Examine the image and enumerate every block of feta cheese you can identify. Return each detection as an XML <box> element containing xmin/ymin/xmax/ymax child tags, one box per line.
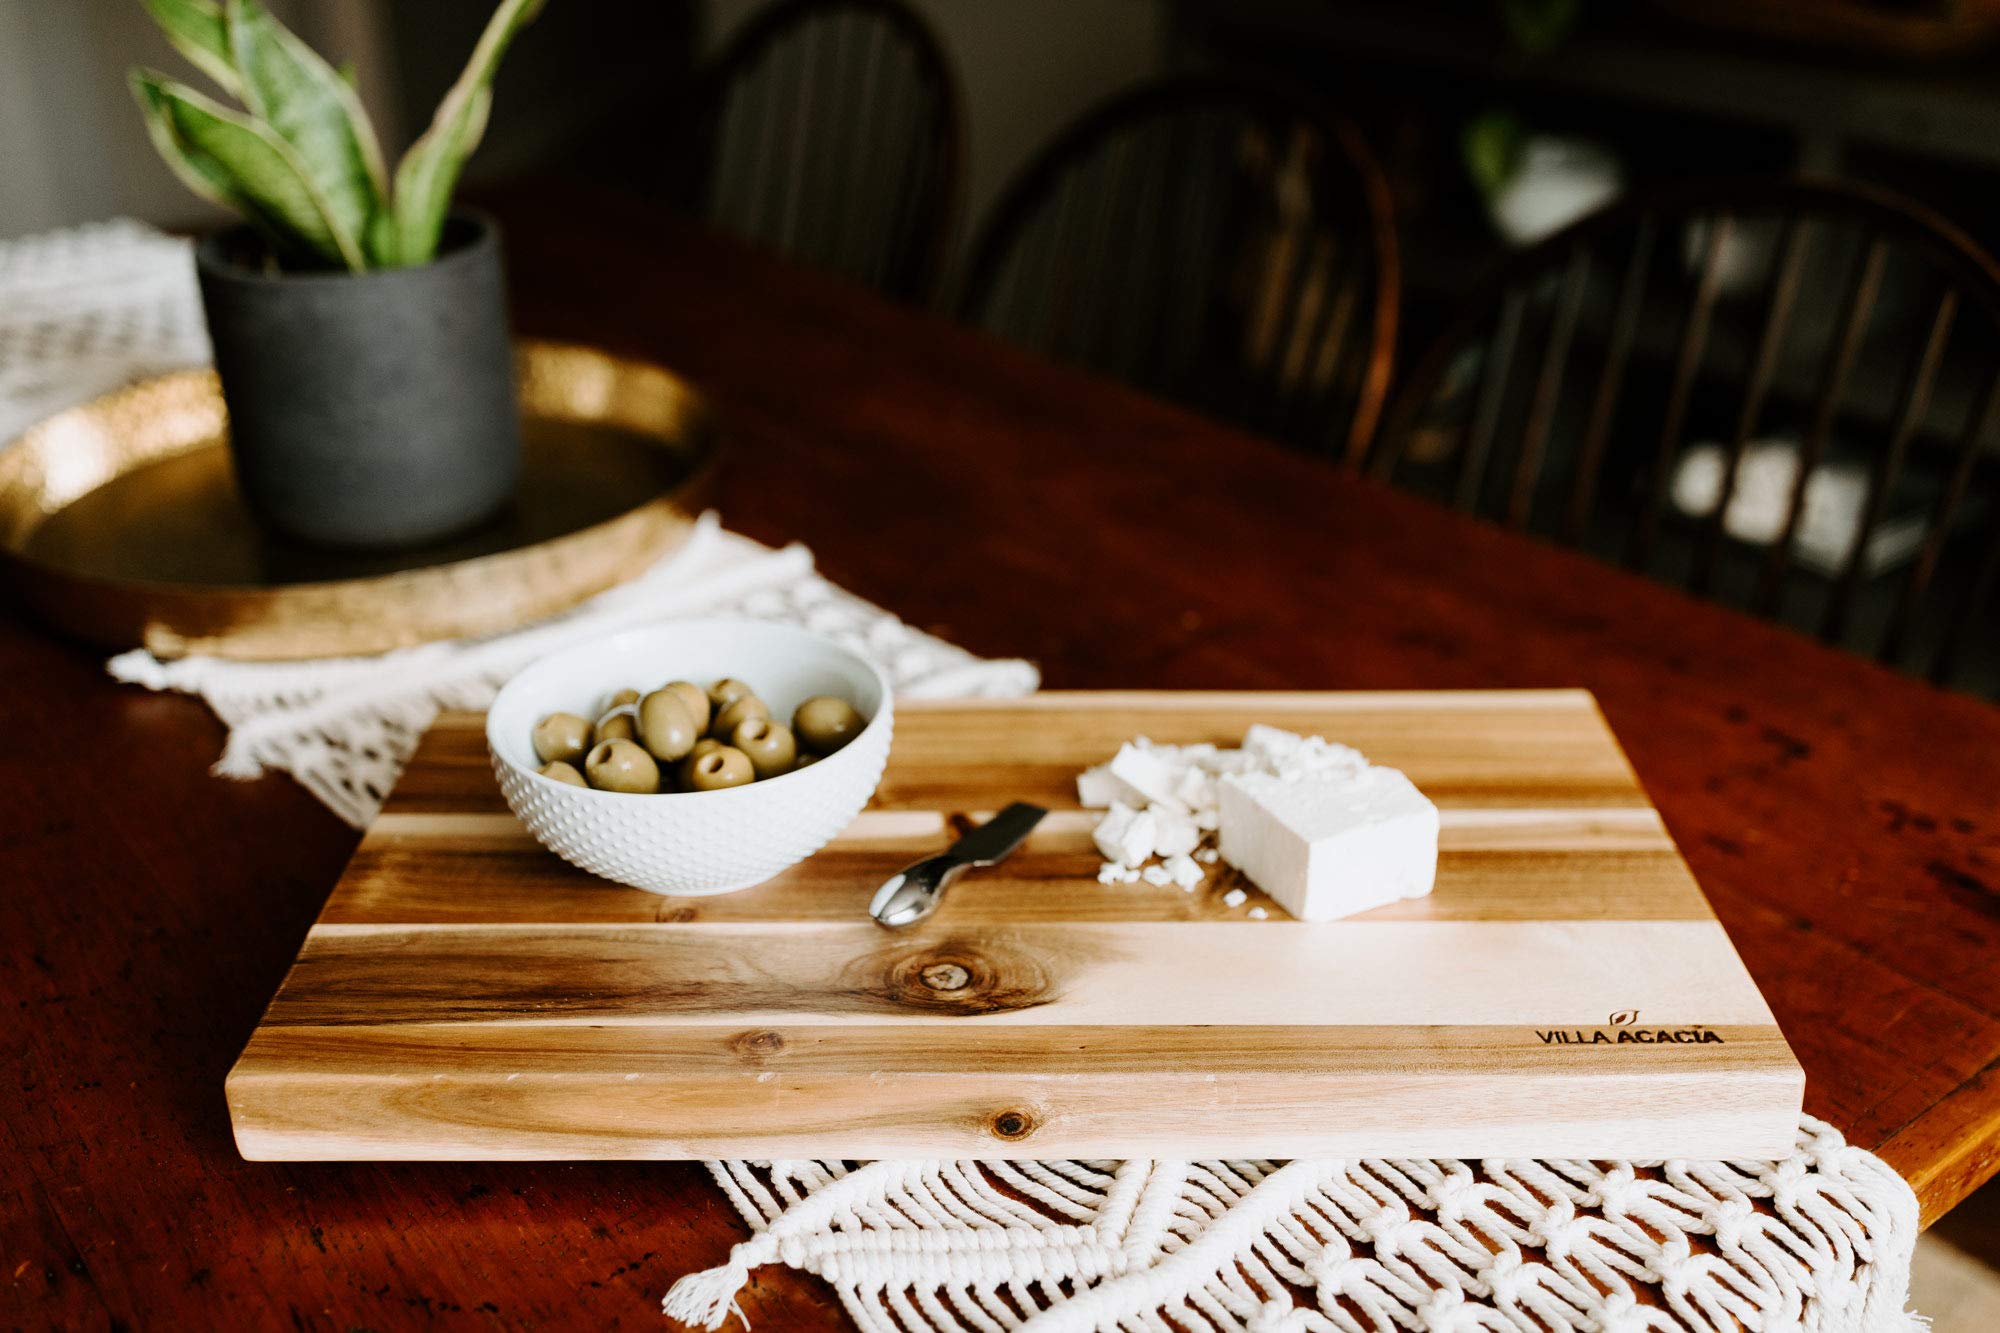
<box><xmin>1218</xmin><ymin>764</ymin><xmax>1439</xmax><ymax>922</ymax></box>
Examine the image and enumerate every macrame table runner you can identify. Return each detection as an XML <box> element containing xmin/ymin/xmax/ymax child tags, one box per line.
<box><xmin>10</xmin><ymin>220</ymin><xmax>1924</xmax><ymax>1331</ymax></box>
<box><xmin>105</xmin><ymin>511</ymin><xmax>1037</xmax><ymax>826</ymax></box>
<box><xmin>678</xmin><ymin>1133</ymin><xmax>1917</xmax><ymax>1333</ymax></box>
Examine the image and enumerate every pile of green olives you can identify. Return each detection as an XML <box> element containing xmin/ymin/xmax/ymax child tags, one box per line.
<box><xmin>530</xmin><ymin>678</ymin><xmax>867</xmax><ymax>794</ymax></box>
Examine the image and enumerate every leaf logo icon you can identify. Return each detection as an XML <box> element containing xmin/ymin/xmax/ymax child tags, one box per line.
<box><xmin>1609</xmin><ymin>1009</ymin><xmax>1639</xmax><ymax>1027</ymax></box>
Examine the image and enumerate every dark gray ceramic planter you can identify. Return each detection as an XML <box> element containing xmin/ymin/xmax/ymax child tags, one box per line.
<box><xmin>195</xmin><ymin>211</ymin><xmax>521</xmax><ymax>550</ymax></box>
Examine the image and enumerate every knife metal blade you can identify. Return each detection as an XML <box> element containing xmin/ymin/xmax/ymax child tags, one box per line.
<box><xmin>868</xmin><ymin>802</ymin><xmax>1047</xmax><ymax>928</ymax></box>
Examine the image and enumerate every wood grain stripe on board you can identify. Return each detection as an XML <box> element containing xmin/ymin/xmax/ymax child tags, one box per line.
<box><xmin>425</xmin><ymin>691</ymin><xmax>1611</xmax><ymax>729</ymax></box>
<box><xmin>266</xmin><ymin>920</ymin><xmax>1776</xmax><ymax>1029</ymax></box>
<box><xmin>322</xmin><ymin>809</ymin><xmax>1704</xmax><ymax>925</ymax></box>
<box><xmin>232</xmin><ymin>1020</ymin><xmax>1797</xmax><ymax>1073</ymax></box>
<box><xmin>359</xmin><ymin>806</ymin><xmax>1674</xmax><ymax>847</ymax></box>
<box><xmin>319</xmin><ymin>847</ymin><xmax>1706</xmax><ymax>925</ymax></box>
<box><xmin>393</xmin><ymin>693</ymin><xmax>1650</xmax><ymax>816</ymax></box>
<box><xmin>226</xmin><ymin>1023</ymin><xmax>1802</xmax><ymax>1163</ymax></box>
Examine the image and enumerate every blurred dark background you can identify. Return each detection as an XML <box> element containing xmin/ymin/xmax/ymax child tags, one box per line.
<box><xmin>7</xmin><ymin>0</ymin><xmax>2000</xmax><ymax>707</ymax></box>
<box><xmin>24</xmin><ymin>0</ymin><xmax>2000</xmax><ymax>355</ymax></box>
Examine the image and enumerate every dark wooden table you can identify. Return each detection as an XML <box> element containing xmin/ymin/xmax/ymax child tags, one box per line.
<box><xmin>7</xmin><ymin>188</ymin><xmax>1999</xmax><ymax>1330</ymax></box>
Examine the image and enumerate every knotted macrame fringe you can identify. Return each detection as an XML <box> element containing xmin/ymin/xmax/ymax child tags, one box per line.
<box><xmin>107</xmin><ymin>514</ymin><xmax>1039</xmax><ymax>826</ymax></box>
<box><xmin>666</xmin><ymin>1118</ymin><xmax>1923</xmax><ymax>1332</ymax></box>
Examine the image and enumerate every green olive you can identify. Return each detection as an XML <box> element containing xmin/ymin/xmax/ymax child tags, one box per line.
<box><xmin>731</xmin><ymin>716</ymin><xmax>798</xmax><ymax>779</ymax></box>
<box><xmin>531</xmin><ymin>712</ymin><xmax>591</xmax><ymax>766</ymax></box>
<box><xmin>638</xmin><ymin>690</ymin><xmax>699</xmax><ymax>762</ymax></box>
<box><xmin>682</xmin><ymin>744</ymin><xmax>755</xmax><ymax>791</ymax></box>
<box><xmin>592</xmin><ymin>688</ymin><xmax>640</xmax><ymax>744</ymax></box>
<box><xmin>584</xmin><ymin>738</ymin><xmax>659</xmax><ymax>793</ymax></box>
<box><xmin>661</xmin><ymin>680</ymin><xmax>711</xmax><ymax>734</ymax></box>
<box><xmin>710</xmin><ymin>693</ymin><xmax>770</xmax><ymax>739</ymax></box>
<box><xmin>707</xmin><ymin>678</ymin><xmax>756</xmax><ymax>710</ymax></box>
<box><xmin>538</xmin><ymin>760</ymin><xmax>588</xmax><ymax>787</ymax></box>
<box><xmin>792</xmin><ymin>752</ymin><xmax>820</xmax><ymax>771</ymax></box>
<box><xmin>793</xmin><ymin>694</ymin><xmax>864</xmax><ymax>754</ymax></box>
<box><xmin>676</xmin><ymin>738</ymin><xmax>727</xmax><ymax>789</ymax></box>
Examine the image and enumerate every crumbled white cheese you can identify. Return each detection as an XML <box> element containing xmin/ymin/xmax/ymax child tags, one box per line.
<box><xmin>1090</xmin><ymin>802</ymin><xmax>1135</xmax><ymax>861</ymax></box>
<box><xmin>1108</xmin><ymin>743</ymin><xmax>1189</xmax><ymax>813</ymax></box>
<box><xmin>1091</xmin><ymin>801</ymin><xmax>1157</xmax><ymax>868</ymax></box>
<box><xmin>1150</xmin><ymin>807</ymin><xmax>1202</xmax><ymax>859</ymax></box>
<box><xmin>1222</xmin><ymin>888</ymin><xmax>1248</xmax><ymax>908</ymax></box>
<box><xmin>1172</xmin><ymin>766</ymin><xmax>1215</xmax><ymax>813</ymax></box>
<box><xmin>1248</xmin><ymin>906</ymin><xmax>1269</xmax><ymax>920</ymax></box>
<box><xmin>1076</xmin><ymin>724</ymin><xmax>1437</xmax><ymax>921</ymax></box>
<box><xmin>1077</xmin><ymin>764</ymin><xmax>1141</xmax><ymax>809</ymax></box>
<box><xmin>1241</xmin><ymin>724</ymin><xmax>1369</xmax><ymax>780</ymax></box>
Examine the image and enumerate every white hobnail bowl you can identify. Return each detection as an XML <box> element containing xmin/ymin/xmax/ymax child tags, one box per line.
<box><xmin>487</xmin><ymin>618</ymin><xmax>893</xmax><ymax>895</ymax></box>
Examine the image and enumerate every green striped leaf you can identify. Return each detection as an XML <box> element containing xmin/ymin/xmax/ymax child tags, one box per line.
<box><xmin>130</xmin><ymin>71</ymin><xmax>363</xmax><ymax>271</ymax></box>
<box><xmin>140</xmin><ymin>0</ymin><xmax>243</xmax><ymax>98</ymax></box>
<box><xmin>225</xmin><ymin>0</ymin><xmax>387</xmax><ymax>262</ymax></box>
<box><xmin>391</xmin><ymin>0</ymin><xmax>546</xmax><ymax>265</ymax></box>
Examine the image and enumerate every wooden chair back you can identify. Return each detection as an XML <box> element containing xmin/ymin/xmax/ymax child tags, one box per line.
<box><xmin>957</xmin><ymin>74</ymin><xmax>1399</xmax><ymax>464</ymax></box>
<box><xmin>688</xmin><ymin>0</ymin><xmax>960</xmax><ymax>303</ymax></box>
<box><xmin>1372</xmin><ymin>177</ymin><xmax>2000</xmax><ymax>695</ymax></box>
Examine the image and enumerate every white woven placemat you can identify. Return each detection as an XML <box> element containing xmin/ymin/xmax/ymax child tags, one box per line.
<box><xmin>7</xmin><ymin>220</ymin><xmax>1925</xmax><ymax>1332</ymax></box>
<box><xmin>105</xmin><ymin>510</ymin><xmax>1037</xmax><ymax>826</ymax></box>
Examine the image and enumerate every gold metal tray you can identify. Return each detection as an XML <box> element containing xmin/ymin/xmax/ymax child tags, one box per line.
<box><xmin>0</xmin><ymin>340</ymin><xmax>718</xmax><ymax>660</ymax></box>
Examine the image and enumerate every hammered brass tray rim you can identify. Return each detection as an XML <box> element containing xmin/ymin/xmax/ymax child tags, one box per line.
<box><xmin>0</xmin><ymin>339</ymin><xmax>721</xmax><ymax>660</ymax></box>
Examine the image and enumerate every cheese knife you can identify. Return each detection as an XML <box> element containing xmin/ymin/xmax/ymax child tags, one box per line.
<box><xmin>868</xmin><ymin>802</ymin><xmax>1048</xmax><ymax>928</ymax></box>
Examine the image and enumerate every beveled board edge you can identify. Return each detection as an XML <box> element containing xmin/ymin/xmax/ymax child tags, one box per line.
<box><xmin>227</xmin><ymin>1021</ymin><xmax>1805</xmax><ymax>1161</ymax></box>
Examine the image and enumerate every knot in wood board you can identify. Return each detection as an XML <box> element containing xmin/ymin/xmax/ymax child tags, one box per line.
<box><xmin>919</xmin><ymin>962</ymin><xmax>972</xmax><ymax>991</ymax></box>
<box><xmin>987</xmin><ymin>1107</ymin><xmax>1039</xmax><ymax>1141</ymax></box>
<box><xmin>729</xmin><ymin>1029</ymin><xmax>786</xmax><ymax>1060</ymax></box>
<box><xmin>851</xmin><ymin>938</ymin><xmax>1058</xmax><ymax>1016</ymax></box>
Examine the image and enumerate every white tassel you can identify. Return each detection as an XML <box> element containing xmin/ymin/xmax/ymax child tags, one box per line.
<box><xmin>106</xmin><ymin>647</ymin><xmax>172</xmax><ymax>689</ymax></box>
<box><xmin>1248</xmin><ymin>1299</ymin><xmax>1305</xmax><ymax>1332</ymax></box>
<box><xmin>661</xmin><ymin>1258</ymin><xmax>752</xmax><ymax>1330</ymax></box>
<box><xmin>210</xmin><ymin>747</ymin><xmax>268</xmax><ymax>780</ymax></box>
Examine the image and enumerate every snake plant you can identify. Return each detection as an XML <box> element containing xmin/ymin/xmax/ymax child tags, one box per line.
<box><xmin>131</xmin><ymin>0</ymin><xmax>546</xmax><ymax>272</ymax></box>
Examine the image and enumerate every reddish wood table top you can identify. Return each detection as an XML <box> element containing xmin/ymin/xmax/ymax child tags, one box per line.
<box><xmin>6</xmin><ymin>187</ymin><xmax>1998</xmax><ymax>1328</ymax></box>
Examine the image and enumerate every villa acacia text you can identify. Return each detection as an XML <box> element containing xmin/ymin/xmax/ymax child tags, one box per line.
<box><xmin>1536</xmin><ymin>1028</ymin><xmax>1725</xmax><ymax>1045</ymax></box>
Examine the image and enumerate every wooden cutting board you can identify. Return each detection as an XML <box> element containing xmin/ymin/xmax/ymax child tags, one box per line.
<box><xmin>226</xmin><ymin>691</ymin><xmax>1804</xmax><ymax>1161</ymax></box>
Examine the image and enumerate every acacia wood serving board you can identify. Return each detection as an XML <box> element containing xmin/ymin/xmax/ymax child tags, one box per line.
<box><xmin>226</xmin><ymin>691</ymin><xmax>1804</xmax><ymax>1161</ymax></box>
